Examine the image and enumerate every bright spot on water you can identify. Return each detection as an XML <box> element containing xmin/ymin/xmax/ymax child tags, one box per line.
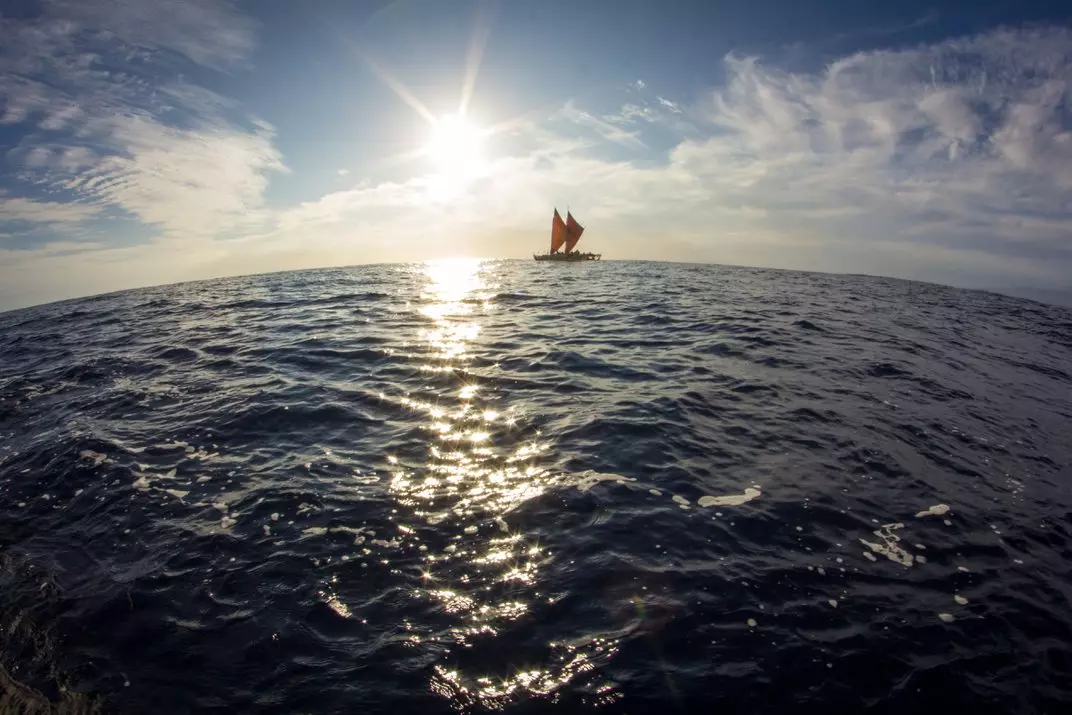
<box><xmin>698</xmin><ymin>487</ymin><xmax>761</xmax><ymax>507</ymax></box>
<box><xmin>859</xmin><ymin>523</ymin><xmax>915</xmax><ymax>566</ymax></box>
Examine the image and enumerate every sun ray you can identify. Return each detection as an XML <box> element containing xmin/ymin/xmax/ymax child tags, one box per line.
<box><xmin>459</xmin><ymin>0</ymin><xmax>497</xmax><ymax>117</ymax></box>
<box><xmin>338</xmin><ymin>37</ymin><xmax>437</xmax><ymax>127</ymax></box>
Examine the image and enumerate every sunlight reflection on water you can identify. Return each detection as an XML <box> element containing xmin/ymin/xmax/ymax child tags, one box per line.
<box><xmin>393</xmin><ymin>258</ymin><xmax>622</xmax><ymax>709</ymax></box>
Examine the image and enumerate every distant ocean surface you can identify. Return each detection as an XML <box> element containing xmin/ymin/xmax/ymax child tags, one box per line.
<box><xmin>1</xmin><ymin>259</ymin><xmax>1070</xmax><ymax>714</ymax></box>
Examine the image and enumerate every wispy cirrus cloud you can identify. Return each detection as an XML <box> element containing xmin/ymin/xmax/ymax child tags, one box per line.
<box><xmin>0</xmin><ymin>0</ymin><xmax>282</xmax><ymax>244</ymax></box>
<box><xmin>0</xmin><ymin>196</ymin><xmax>101</xmax><ymax>225</ymax></box>
<box><xmin>556</xmin><ymin>100</ymin><xmax>649</xmax><ymax>150</ymax></box>
<box><xmin>41</xmin><ymin>0</ymin><xmax>257</xmax><ymax>70</ymax></box>
<box><xmin>679</xmin><ymin>26</ymin><xmax>1072</xmax><ymax>266</ymax></box>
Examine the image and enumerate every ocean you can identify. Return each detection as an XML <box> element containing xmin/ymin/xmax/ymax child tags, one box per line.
<box><xmin>0</xmin><ymin>259</ymin><xmax>1070</xmax><ymax>714</ymax></box>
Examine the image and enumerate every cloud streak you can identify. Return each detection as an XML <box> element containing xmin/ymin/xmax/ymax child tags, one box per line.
<box><xmin>0</xmin><ymin>196</ymin><xmax>101</xmax><ymax>225</ymax></box>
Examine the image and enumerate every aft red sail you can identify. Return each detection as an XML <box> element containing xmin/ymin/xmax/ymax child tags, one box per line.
<box><xmin>550</xmin><ymin>209</ymin><xmax>567</xmax><ymax>253</ymax></box>
<box><xmin>564</xmin><ymin>211</ymin><xmax>585</xmax><ymax>252</ymax></box>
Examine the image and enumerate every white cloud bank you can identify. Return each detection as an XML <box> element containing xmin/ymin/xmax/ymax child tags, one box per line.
<box><xmin>2</xmin><ymin>13</ymin><xmax>1071</xmax><ymax>311</ymax></box>
<box><xmin>253</xmin><ymin>25</ymin><xmax>1072</xmax><ymax>291</ymax></box>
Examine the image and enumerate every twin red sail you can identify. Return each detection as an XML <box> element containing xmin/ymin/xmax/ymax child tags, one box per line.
<box><xmin>550</xmin><ymin>209</ymin><xmax>567</xmax><ymax>253</ymax></box>
<box><xmin>550</xmin><ymin>208</ymin><xmax>584</xmax><ymax>253</ymax></box>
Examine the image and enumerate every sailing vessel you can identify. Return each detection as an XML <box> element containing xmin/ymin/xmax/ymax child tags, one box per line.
<box><xmin>533</xmin><ymin>208</ymin><xmax>601</xmax><ymax>261</ymax></box>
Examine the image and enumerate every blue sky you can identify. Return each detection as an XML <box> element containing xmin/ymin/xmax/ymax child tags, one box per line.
<box><xmin>1</xmin><ymin>0</ymin><xmax>1071</xmax><ymax>310</ymax></box>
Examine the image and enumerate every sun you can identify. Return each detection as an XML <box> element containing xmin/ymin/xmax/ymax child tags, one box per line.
<box><xmin>424</xmin><ymin>113</ymin><xmax>487</xmax><ymax>181</ymax></box>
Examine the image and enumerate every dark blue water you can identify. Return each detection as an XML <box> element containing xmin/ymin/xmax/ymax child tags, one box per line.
<box><xmin>1</xmin><ymin>260</ymin><xmax>1070</xmax><ymax>714</ymax></box>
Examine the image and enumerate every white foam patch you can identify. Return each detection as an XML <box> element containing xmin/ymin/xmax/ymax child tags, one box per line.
<box><xmin>916</xmin><ymin>504</ymin><xmax>950</xmax><ymax>518</ymax></box>
<box><xmin>938</xmin><ymin>612</ymin><xmax>955</xmax><ymax>623</ymax></box>
<box><xmin>649</xmin><ymin>489</ymin><xmax>662</xmax><ymax>496</ymax></box>
<box><xmin>746</xmin><ymin>618</ymin><xmax>757</xmax><ymax>627</ymax></box>
<box><xmin>370</xmin><ymin>538</ymin><xmax>400</xmax><ymax>548</ymax></box>
<box><xmin>698</xmin><ymin>487</ymin><xmax>761</xmax><ymax>507</ymax></box>
<box><xmin>300</xmin><ymin>525</ymin><xmax>367</xmax><ymax>540</ymax></box>
<box><xmin>78</xmin><ymin>450</ymin><xmax>108</xmax><ymax>466</ymax></box>
<box><xmin>828</xmin><ymin>599</ymin><xmax>838</xmax><ymax>608</ymax></box>
<box><xmin>132</xmin><ymin>475</ymin><xmax>150</xmax><ymax>490</ymax></box>
<box><xmin>860</xmin><ymin>523</ymin><xmax>915</xmax><ymax>566</ymax></box>
<box><xmin>672</xmin><ymin>494</ymin><xmax>690</xmax><ymax>507</ymax></box>
<box><xmin>574</xmin><ymin>471</ymin><xmax>637</xmax><ymax>492</ymax></box>
<box><xmin>164</xmin><ymin>489</ymin><xmax>189</xmax><ymax>500</ymax></box>
<box><xmin>463</xmin><ymin>525</ymin><xmax>478</xmax><ymax>535</ymax></box>
<box><xmin>954</xmin><ymin>594</ymin><xmax>969</xmax><ymax>605</ymax></box>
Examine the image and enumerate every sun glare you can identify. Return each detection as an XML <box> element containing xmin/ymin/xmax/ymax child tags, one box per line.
<box><xmin>425</xmin><ymin>113</ymin><xmax>486</xmax><ymax>182</ymax></box>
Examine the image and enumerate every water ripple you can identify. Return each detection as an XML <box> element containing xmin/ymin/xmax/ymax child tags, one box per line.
<box><xmin>0</xmin><ymin>259</ymin><xmax>1070</xmax><ymax>713</ymax></box>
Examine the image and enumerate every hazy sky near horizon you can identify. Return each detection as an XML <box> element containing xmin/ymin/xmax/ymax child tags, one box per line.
<box><xmin>1</xmin><ymin>0</ymin><xmax>1072</xmax><ymax>310</ymax></box>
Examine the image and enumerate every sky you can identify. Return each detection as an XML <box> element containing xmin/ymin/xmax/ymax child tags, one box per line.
<box><xmin>1</xmin><ymin>0</ymin><xmax>1072</xmax><ymax>311</ymax></box>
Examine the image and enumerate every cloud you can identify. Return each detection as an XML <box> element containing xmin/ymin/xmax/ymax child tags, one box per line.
<box><xmin>603</xmin><ymin>103</ymin><xmax>656</xmax><ymax>125</ymax></box>
<box><xmin>656</xmin><ymin>96</ymin><xmax>682</xmax><ymax>114</ymax></box>
<box><xmin>60</xmin><ymin>114</ymin><xmax>283</xmax><ymax>237</ymax></box>
<box><xmin>42</xmin><ymin>0</ymin><xmax>257</xmax><ymax>70</ymax></box>
<box><xmin>0</xmin><ymin>196</ymin><xmax>101</xmax><ymax>225</ymax></box>
<box><xmin>556</xmin><ymin>100</ymin><xmax>648</xmax><ymax>150</ymax></box>
<box><xmin>680</xmin><ymin>27</ymin><xmax>1072</xmax><ymax>261</ymax></box>
<box><xmin>0</xmin><ymin>0</ymin><xmax>283</xmax><ymax>241</ymax></box>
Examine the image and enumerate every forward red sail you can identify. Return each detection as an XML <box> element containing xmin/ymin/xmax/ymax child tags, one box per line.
<box><xmin>550</xmin><ymin>209</ymin><xmax>567</xmax><ymax>253</ymax></box>
<box><xmin>564</xmin><ymin>211</ymin><xmax>585</xmax><ymax>252</ymax></box>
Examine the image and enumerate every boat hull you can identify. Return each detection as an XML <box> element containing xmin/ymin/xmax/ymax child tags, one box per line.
<box><xmin>533</xmin><ymin>252</ymin><xmax>601</xmax><ymax>261</ymax></box>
